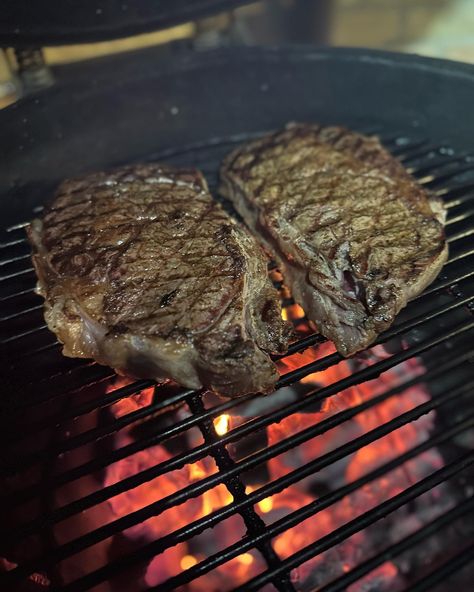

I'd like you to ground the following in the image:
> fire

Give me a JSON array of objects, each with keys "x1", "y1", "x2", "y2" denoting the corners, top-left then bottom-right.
[
  {"x1": 238, "y1": 553, "x2": 254, "y2": 566},
  {"x1": 214, "y1": 413, "x2": 230, "y2": 436},
  {"x1": 106, "y1": 377, "x2": 155, "y2": 418},
  {"x1": 281, "y1": 303, "x2": 305, "y2": 321},
  {"x1": 180, "y1": 555, "x2": 198, "y2": 570},
  {"x1": 188, "y1": 462, "x2": 207, "y2": 481},
  {"x1": 102, "y1": 337, "x2": 445, "y2": 591},
  {"x1": 257, "y1": 497, "x2": 273, "y2": 513}
]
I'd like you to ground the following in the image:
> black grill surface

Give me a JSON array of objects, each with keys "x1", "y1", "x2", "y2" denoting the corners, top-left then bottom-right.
[{"x1": 1, "y1": 127, "x2": 474, "y2": 592}]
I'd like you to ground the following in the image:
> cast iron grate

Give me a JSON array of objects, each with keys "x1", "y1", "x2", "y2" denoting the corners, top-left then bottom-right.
[{"x1": 0, "y1": 126, "x2": 473, "y2": 592}]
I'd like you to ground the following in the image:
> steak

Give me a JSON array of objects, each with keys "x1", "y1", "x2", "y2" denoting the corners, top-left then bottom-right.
[
  {"x1": 220, "y1": 123, "x2": 448, "y2": 356},
  {"x1": 28, "y1": 164, "x2": 290, "y2": 397}
]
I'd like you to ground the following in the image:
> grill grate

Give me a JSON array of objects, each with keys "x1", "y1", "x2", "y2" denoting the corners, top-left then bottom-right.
[{"x1": 1, "y1": 127, "x2": 474, "y2": 592}]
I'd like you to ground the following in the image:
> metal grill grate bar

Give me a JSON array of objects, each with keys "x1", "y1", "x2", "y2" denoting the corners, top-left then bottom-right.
[
  {"x1": 0, "y1": 237, "x2": 27, "y2": 249},
  {"x1": 409, "y1": 153, "x2": 474, "y2": 175},
  {"x1": 0, "y1": 252, "x2": 31, "y2": 267},
  {"x1": 414, "y1": 269, "x2": 474, "y2": 299},
  {"x1": 1, "y1": 364, "x2": 115, "y2": 414},
  {"x1": 1, "y1": 322, "x2": 48, "y2": 344},
  {"x1": 443, "y1": 247, "x2": 474, "y2": 266},
  {"x1": 3, "y1": 305, "x2": 473, "y2": 500},
  {"x1": 0, "y1": 379, "x2": 156, "y2": 447},
  {"x1": 447, "y1": 208, "x2": 474, "y2": 226},
  {"x1": 6, "y1": 221, "x2": 30, "y2": 232},
  {"x1": 0, "y1": 266, "x2": 35, "y2": 282},
  {"x1": 2, "y1": 337, "x2": 472, "y2": 506},
  {"x1": 423, "y1": 166, "x2": 474, "y2": 187},
  {"x1": 0, "y1": 303, "x2": 43, "y2": 322},
  {"x1": 445, "y1": 192, "x2": 474, "y2": 209},
  {"x1": 387, "y1": 139, "x2": 430, "y2": 157},
  {"x1": 447, "y1": 227, "x2": 474, "y2": 243},
  {"x1": 6, "y1": 289, "x2": 472, "y2": 470},
  {"x1": 0, "y1": 286, "x2": 35, "y2": 302},
  {"x1": 396, "y1": 143, "x2": 439, "y2": 161},
  {"x1": 437, "y1": 182, "x2": 474, "y2": 200},
  {"x1": 187, "y1": 392, "x2": 296, "y2": 592}
]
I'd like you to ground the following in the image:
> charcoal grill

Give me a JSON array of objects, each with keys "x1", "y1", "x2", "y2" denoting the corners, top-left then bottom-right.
[{"x1": 0, "y1": 21, "x2": 474, "y2": 592}]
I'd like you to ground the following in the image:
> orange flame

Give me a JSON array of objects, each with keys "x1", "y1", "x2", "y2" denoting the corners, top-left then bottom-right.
[
  {"x1": 281, "y1": 303, "x2": 305, "y2": 321},
  {"x1": 214, "y1": 414, "x2": 230, "y2": 436},
  {"x1": 257, "y1": 497, "x2": 273, "y2": 513},
  {"x1": 180, "y1": 555, "x2": 197, "y2": 570}
]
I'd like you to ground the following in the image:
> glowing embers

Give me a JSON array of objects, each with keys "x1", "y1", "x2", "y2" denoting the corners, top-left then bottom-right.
[
  {"x1": 243, "y1": 347, "x2": 445, "y2": 590},
  {"x1": 100, "y1": 341, "x2": 449, "y2": 590},
  {"x1": 281, "y1": 303, "x2": 306, "y2": 323},
  {"x1": 102, "y1": 382, "x2": 263, "y2": 588}
]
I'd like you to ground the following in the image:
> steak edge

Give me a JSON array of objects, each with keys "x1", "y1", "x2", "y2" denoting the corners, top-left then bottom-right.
[
  {"x1": 28, "y1": 164, "x2": 291, "y2": 397},
  {"x1": 220, "y1": 123, "x2": 448, "y2": 356}
]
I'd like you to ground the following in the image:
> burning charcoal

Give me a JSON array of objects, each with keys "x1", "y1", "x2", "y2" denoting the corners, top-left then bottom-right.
[{"x1": 347, "y1": 563, "x2": 404, "y2": 592}]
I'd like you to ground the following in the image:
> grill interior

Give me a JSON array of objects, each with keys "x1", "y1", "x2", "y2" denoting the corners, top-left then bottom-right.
[{"x1": 1, "y1": 125, "x2": 474, "y2": 592}]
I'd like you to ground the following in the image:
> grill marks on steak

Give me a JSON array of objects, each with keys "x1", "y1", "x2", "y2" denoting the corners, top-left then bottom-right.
[
  {"x1": 28, "y1": 164, "x2": 290, "y2": 397},
  {"x1": 220, "y1": 124, "x2": 448, "y2": 356}
]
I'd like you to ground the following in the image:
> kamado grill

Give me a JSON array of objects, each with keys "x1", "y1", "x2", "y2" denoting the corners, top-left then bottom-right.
[{"x1": 1, "y1": 2, "x2": 474, "y2": 591}]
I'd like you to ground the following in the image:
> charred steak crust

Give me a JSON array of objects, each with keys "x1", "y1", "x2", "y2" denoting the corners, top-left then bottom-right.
[
  {"x1": 28, "y1": 164, "x2": 290, "y2": 397},
  {"x1": 220, "y1": 123, "x2": 448, "y2": 356}
]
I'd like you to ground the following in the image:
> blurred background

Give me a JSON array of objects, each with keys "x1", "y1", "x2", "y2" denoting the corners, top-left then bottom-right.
[{"x1": 1, "y1": 0, "x2": 473, "y2": 108}]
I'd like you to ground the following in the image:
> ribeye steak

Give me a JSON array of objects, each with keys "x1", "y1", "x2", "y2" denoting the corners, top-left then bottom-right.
[
  {"x1": 28, "y1": 164, "x2": 290, "y2": 397},
  {"x1": 220, "y1": 123, "x2": 448, "y2": 356}
]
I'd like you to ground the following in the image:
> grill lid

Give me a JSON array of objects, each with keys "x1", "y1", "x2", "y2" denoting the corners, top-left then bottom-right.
[{"x1": 0, "y1": 0, "x2": 254, "y2": 47}]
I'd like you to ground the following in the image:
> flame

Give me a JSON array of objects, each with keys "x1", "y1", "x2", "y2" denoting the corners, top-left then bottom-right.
[
  {"x1": 246, "y1": 485, "x2": 275, "y2": 514},
  {"x1": 180, "y1": 555, "x2": 198, "y2": 570},
  {"x1": 238, "y1": 553, "x2": 254, "y2": 566},
  {"x1": 281, "y1": 303, "x2": 305, "y2": 321},
  {"x1": 257, "y1": 497, "x2": 273, "y2": 513},
  {"x1": 188, "y1": 462, "x2": 207, "y2": 481},
  {"x1": 214, "y1": 414, "x2": 230, "y2": 436}
]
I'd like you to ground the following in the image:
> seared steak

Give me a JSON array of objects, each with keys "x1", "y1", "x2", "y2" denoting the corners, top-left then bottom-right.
[
  {"x1": 28, "y1": 164, "x2": 290, "y2": 397},
  {"x1": 220, "y1": 123, "x2": 448, "y2": 356}
]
